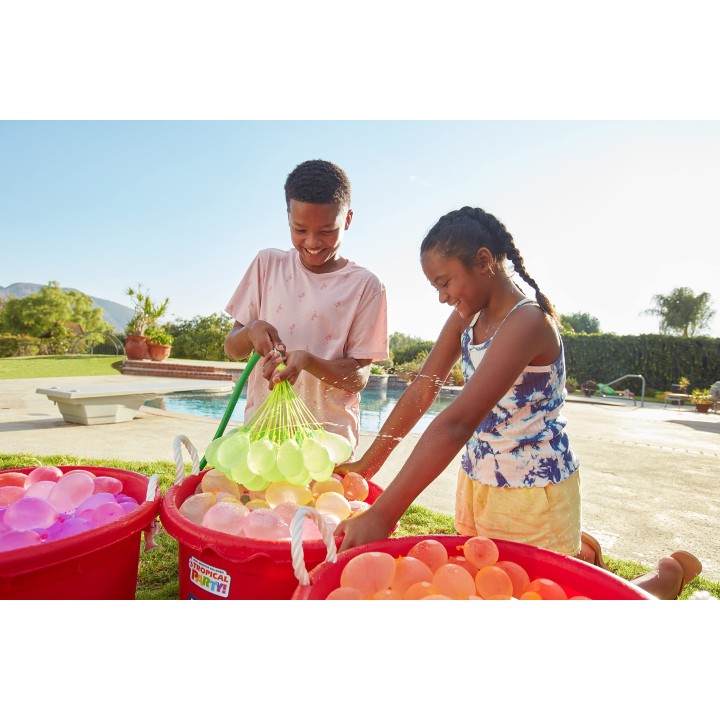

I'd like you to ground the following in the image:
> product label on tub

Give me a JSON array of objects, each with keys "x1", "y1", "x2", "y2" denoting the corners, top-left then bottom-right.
[{"x1": 188, "y1": 556, "x2": 231, "y2": 598}]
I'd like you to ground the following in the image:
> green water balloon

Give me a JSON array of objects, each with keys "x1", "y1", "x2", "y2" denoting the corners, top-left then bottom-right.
[
  {"x1": 216, "y1": 433, "x2": 251, "y2": 470},
  {"x1": 276, "y1": 438, "x2": 304, "y2": 478},
  {"x1": 247, "y1": 438, "x2": 278, "y2": 476}
]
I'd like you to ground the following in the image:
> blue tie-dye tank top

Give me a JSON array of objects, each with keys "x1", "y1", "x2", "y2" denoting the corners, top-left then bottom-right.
[{"x1": 460, "y1": 299, "x2": 579, "y2": 488}]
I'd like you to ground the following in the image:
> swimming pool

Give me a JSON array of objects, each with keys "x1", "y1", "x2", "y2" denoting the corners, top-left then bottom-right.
[{"x1": 145, "y1": 383, "x2": 461, "y2": 434}]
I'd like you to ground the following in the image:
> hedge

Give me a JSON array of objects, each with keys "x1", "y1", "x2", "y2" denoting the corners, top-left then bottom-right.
[{"x1": 562, "y1": 333, "x2": 720, "y2": 392}]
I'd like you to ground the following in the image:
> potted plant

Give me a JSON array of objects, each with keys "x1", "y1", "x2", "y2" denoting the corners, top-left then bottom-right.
[
  {"x1": 690, "y1": 388, "x2": 713, "y2": 414},
  {"x1": 566, "y1": 376, "x2": 579, "y2": 394},
  {"x1": 144, "y1": 325, "x2": 174, "y2": 361},
  {"x1": 672, "y1": 376, "x2": 691, "y2": 394},
  {"x1": 124, "y1": 285, "x2": 170, "y2": 360}
]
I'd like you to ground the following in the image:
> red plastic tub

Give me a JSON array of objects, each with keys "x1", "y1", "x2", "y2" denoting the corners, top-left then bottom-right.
[
  {"x1": 0, "y1": 466, "x2": 161, "y2": 600},
  {"x1": 291, "y1": 534, "x2": 655, "y2": 600},
  {"x1": 160, "y1": 469, "x2": 385, "y2": 600}
]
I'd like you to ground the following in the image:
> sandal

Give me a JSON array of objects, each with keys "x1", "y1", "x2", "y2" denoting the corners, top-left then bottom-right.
[
  {"x1": 631, "y1": 551, "x2": 702, "y2": 599},
  {"x1": 580, "y1": 531, "x2": 608, "y2": 570}
]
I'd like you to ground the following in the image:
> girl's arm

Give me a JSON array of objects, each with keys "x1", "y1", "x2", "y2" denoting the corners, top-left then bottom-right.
[
  {"x1": 336, "y1": 304, "x2": 559, "y2": 550},
  {"x1": 336, "y1": 311, "x2": 464, "y2": 479}
]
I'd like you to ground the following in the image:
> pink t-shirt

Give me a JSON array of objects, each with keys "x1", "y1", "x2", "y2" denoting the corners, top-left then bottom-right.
[{"x1": 225, "y1": 248, "x2": 389, "y2": 451}]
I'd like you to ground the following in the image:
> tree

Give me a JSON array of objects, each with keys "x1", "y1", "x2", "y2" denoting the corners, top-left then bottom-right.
[
  {"x1": 644, "y1": 287, "x2": 715, "y2": 337},
  {"x1": 0, "y1": 281, "x2": 112, "y2": 339},
  {"x1": 388, "y1": 332, "x2": 434, "y2": 365},
  {"x1": 164, "y1": 313, "x2": 235, "y2": 361},
  {"x1": 560, "y1": 312, "x2": 601, "y2": 334}
]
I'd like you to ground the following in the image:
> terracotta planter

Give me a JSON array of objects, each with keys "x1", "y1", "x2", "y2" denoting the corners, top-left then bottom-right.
[
  {"x1": 147, "y1": 342, "x2": 171, "y2": 361},
  {"x1": 694, "y1": 404, "x2": 711, "y2": 414},
  {"x1": 124, "y1": 334, "x2": 149, "y2": 360}
]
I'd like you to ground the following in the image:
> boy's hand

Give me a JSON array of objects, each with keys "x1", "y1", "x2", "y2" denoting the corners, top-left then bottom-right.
[
  {"x1": 247, "y1": 320, "x2": 284, "y2": 358},
  {"x1": 268, "y1": 349, "x2": 311, "y2": 387}
]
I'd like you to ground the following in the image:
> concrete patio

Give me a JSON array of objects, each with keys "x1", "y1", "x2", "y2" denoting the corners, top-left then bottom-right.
[{"x1": 1, "y1": 374, "x2": 718, "y2": 582}]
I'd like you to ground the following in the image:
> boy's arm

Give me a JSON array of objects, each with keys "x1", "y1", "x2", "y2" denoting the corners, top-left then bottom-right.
[
  {"x1": 269, "y1": 351, "x2": 373, "y2": 394},
  {"x1": 224, "y1": 320, "x2": 285, "y2": 361}
]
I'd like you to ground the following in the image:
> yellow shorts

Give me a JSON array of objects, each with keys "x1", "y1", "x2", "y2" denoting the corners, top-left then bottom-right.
[{"x1": 454, "y1": 467, "x2": 582, "y2": 556}]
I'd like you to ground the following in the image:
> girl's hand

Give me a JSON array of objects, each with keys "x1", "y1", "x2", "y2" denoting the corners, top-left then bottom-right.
[
  {"x1": 261, "y1": 345, "x2": 287, "y2": 386},
  {"x1": 334, "y1": 458, "x2": 376, "y2": 481},
  {"x1": 334, "y1": 505, "x2": 395, "y2": 553}
]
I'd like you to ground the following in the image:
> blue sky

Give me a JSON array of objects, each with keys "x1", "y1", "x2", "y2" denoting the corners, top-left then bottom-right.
[{"x1": 2, "y1": 120, "x2": 719, "y2": 338}]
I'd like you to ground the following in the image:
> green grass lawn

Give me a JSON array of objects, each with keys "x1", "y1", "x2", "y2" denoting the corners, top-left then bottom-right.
[
  {"x1": 2, "y1": 452, "x2": 718, "y2": 601},
  {"x1": 0, "y1": 354, "x2": 123, "y2": 380}
]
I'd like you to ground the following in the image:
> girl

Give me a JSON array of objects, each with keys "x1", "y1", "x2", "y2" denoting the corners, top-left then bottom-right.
[{"x1": 335, "y1": 206, "x2": 702, "y2": 599}]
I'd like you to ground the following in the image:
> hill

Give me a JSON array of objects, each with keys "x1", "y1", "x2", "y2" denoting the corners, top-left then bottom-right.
[{"x1": 0, "y1": 283, "x2": 134, "y2": 334}]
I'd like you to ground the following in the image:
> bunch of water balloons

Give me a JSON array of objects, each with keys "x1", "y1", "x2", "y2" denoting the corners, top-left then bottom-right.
[
  {"x1": 326, "y1": 536, "x2": 592, "y2": 600},
  {"x1": 0, "y1": 466, "x2": 140, "y2": 552},
  {"x1": 179, "y1": 365, "x2": 371, "y2": 541}
]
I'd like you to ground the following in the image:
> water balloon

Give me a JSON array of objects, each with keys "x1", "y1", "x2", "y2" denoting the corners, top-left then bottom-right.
[
  {"x1": 495, "y1": 560, "x2": 530, "y2": 598},
  {"x1": 92, "y1": 476, "x2": 124, "y2": 495},
  {"x1": 340, "y1": 551, "x2": 396, "y2": 597},
  {"x1": 301, "y1": 438, "x2": 330, "y2": 473},
  {"x1": 0, "y1": 486, "x2": 25, "y2": 506},
  {"x1": 433, "y1": 563, "x2": 476, "y2": 599},
  {"x1": 0, "y1": 472, "x2": 28, "y2": 489},
  {"x1": 341, "y1": 472, "x2": 369, "y2": 502},
  {"x1": 265, "y1": 482, "x2": 312, "y2": 508},
  {"x1": 463, "y1": 536, "x2": 499, "y2": 570},
  {"x1": 276, "y1": 438, "x2": 304, "y2": 478},
  {"x1": 25, "y1": 466, "x2": 63, "y2": 485},
  {"x1": 247, "y1": 438, "x2": 278, "y2": 477},
  {"x1": 390, "y1": 556, "x2": 434, "y2": 596},
  {"x1": 474, "y1": 566, "x2": 514, "y2": 599},
  {"x1": 525, "y1": 577, "x2": 568, "y2": 600},
  {"x1": 215, "y1": 433, "x2": 251, "y2": 470},
  {"x1": 325, "y1": 586, "x2": 364, "y2": 600},
  {"x1": 47, "y1": 472, "x2": 95, "y2": 513},
  {"x1": 201, "y1": 502, "x2": 249, "y2": 535},
  {"x1": 403, "y1": 581, "x2": 437, "y2": 600},
  {"x1": 178, "y1": 492, "x2": 217, "y2": 524},
  {"x1": 201, "y1": 469, "x2": 242, "y2": 497},
  {"x1": 315, "y1": 491, "x2": 352, "y2": 520},
  {"x1": 243, "y1": 508, "x2": 291, "y2": 540},
  {"x1": 0, "y1": 529, "x2": 41, "y2": 552},
  {"x1": 407, "y1": 539, "x2": 449, "y2": 573},
  {"x1": 311, "y1": 478, "x2": 344, "y2": 498},
  {"x1": 4, "y1": 497, "x2": 59, "y2": 531}
]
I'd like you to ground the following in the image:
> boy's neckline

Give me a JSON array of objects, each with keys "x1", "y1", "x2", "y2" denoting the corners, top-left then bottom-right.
[{"x1": 293, "y1": 249, "x2": 350, "y2": 275}]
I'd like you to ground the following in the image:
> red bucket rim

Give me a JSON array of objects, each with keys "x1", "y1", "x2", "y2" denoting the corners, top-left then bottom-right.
[
  {"x1": 292, "y1": 534, "x2": 655, "y2": 600},
  {"x1": 160, "y1": 469, "x2": 384, "y2": 563},
  {"x1": 0, "y1": 465, "x2": 161, "y2": 574}
]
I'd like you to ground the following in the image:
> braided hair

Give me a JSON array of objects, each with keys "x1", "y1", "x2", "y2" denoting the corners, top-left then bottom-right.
[{"x1": 420, "y1": 206, "x2": 560, "y2": 324}]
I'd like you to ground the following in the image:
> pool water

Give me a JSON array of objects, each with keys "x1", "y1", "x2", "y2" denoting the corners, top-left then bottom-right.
[{"x1": 145, "y1": 384, "x2": 461, "y2": 434}]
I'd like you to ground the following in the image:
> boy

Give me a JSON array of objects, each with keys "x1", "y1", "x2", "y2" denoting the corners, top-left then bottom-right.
[{"x1": 224, "y1": 159, "x2": 389, "y2": 451}]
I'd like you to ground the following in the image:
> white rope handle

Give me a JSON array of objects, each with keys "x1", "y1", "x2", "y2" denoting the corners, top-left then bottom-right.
[
  {"x1": 172, "y1": 434, "x2": 200, "y2": 486},
  {"x1": 290, "y1": 506, "x2": 338, "y2": 586}
]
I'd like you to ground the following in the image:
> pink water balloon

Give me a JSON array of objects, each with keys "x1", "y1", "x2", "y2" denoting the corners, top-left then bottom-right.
[
  {"x1": 76, "y1": 493, "x2": 117, "y2": 516},
  {"x1": 48, "y1": 472, "x2": 95, "y2": 513},
  {"x1": 87, "y1": 502, "x2": 125, "y2": 526},
  {"x1": 4, "y1": 497, "x2": 59, "y2": 531},
  {"x1": 0, "y1": 486, "x2": 25, "y2": 506},
  {"x1": 24, "y1": 481, "x2": 57, "y2": 500},
  {"x1": 243, "y1": 508, "x2": 291, "y2": 540},
  {"x1": 25, "y1": 466, "x2": 63, "y2": 485},
  {"x1": 0, "y1": 529, "x2": 41, "y2": 552},
  {"x1": 43, "y1": 517, "x2": 92, "y2": 542},
  {"x1": 201, "y1": 502, "x2": 249, "y2": 535},
  {"x1": 92, "y1": 476, "x2": 123, "y2": 495}
]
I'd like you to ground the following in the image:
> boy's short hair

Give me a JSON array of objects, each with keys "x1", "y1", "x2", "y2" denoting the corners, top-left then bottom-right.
[{"x1": 284, "y1": 159, "x2": 351, "y2": 210}]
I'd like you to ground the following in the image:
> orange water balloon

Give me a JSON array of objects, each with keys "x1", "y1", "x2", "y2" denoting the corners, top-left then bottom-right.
[
  {"x1": 407, "y1": 539, "x2": 449, "y2": 573},
  {"x1": 403, "y1": 581, "x2": 437, "y2": 600},
  {"x1": 421, "y1": 594, "x2": 452, "y2": 600},
  {"x1": 341, "y1": 472, "x2": 369, "y2": 502},
  {"x1": 311, "y1": 478, "x2": 345, "y2": 498},
  {"x1": 495, "y1": 560, "x2": 530, "y2": 598},
  {"x1": 390, "y1": 556, "x2": 434, "y2": 596},
  {"x1": 326, "y1": 586, "x2": 364, "y2": 600},
  {"x1": 340, "y1": 551, "x2": 396, "y2": 597},
  {"x1": 447, "y1": 555, "x2": 480, "y2": 577},
  {"x1": 569, "y1": 595, "x2": 592, "y2": 600},
  {"x1": 519, "y1": 591, "x2": 543, "y2": 600},
  {"x1": 372, "y1": 588, "x2": 402, "y2": 600},
  {"x1": 463, "y1": 536, "x2": 499, "y2": 570},
  {"x1": 525, "y1": 577, "x2": 568, "y2": 600},
  {"x1": 474, "y1": 566, "x2": 514, "y2": 599},
  {"x1": 432, "y1": 563, "x2": 476, "y2": 599}
]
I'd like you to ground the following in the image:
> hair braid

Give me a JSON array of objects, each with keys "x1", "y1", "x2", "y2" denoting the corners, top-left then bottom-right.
[{"x1": 421, "y1": 206, "x2": 560, "y2": 325}]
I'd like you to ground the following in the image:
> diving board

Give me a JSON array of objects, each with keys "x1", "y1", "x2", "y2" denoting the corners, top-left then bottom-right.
[{"x1": 36, "y1": 379, "x2": 234, "y2": 425}]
